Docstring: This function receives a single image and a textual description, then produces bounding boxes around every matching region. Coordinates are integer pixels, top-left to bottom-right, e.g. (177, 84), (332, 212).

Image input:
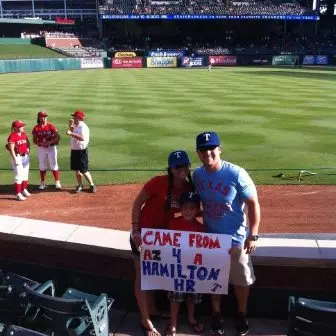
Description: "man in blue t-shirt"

(193, 131), (261, 336)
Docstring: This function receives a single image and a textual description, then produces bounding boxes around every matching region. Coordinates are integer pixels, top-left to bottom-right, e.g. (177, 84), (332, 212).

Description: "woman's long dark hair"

(165, 167), (194, 212)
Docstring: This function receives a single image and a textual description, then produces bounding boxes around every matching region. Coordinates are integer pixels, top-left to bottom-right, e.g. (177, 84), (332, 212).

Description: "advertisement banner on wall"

(114, 51), (137, 58)
(148, 50), (185, 57)
(147, 57), (177, 68)
(272, 55), (299, 65)
(80, 58), (104, 69)
(303, 55), (329, 65)
(112, 57), (143, 68)
(208, 56), (237, 66)
(238, 55), (272, 65)
(181, 56), (204, 67)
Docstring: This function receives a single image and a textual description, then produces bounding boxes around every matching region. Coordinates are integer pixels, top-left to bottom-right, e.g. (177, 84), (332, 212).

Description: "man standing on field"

(66, 110), (96, 193)
(193, 131), (261, 336)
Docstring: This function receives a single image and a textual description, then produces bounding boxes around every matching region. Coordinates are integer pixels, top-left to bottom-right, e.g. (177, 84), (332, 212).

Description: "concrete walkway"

(109, 310), (287, 336)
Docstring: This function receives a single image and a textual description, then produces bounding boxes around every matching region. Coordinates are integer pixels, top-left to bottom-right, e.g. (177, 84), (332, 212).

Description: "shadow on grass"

(240, 67), (336, 80)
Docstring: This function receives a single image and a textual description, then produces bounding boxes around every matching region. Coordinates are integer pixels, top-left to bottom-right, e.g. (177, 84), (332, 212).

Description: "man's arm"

(66, 129), (84, 141)
(244, 194), (261, 253)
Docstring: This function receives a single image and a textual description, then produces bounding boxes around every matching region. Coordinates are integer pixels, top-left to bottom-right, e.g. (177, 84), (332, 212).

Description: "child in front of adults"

(165, 192), (204, 336)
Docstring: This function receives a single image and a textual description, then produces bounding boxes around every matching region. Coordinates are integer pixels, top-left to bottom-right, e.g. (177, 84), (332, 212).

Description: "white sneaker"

(39, 183), (46, 190)
(55, 181), (62, 189)
(16, 193), (26, 201)
(22, 189), (31, 197)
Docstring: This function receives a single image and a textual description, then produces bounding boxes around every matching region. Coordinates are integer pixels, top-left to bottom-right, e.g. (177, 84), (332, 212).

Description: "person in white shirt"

(66, 110), (96, 193)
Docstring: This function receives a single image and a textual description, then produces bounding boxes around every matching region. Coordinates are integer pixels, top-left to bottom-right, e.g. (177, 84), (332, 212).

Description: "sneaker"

(22, 189), (31, 197)
(39, 183), (46, 190)
(55, 181), (62, 189)
(235, 313), (249, 336)
(211, 313), (225, 335)
(75, 185), (83, 193)
(16, 193), (26, 201)
(89, 185), (97, 193)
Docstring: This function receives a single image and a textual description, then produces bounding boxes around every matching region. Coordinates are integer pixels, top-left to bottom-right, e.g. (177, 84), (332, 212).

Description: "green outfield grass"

(0, 45), (65, 59)
(0, 67), (335, 187)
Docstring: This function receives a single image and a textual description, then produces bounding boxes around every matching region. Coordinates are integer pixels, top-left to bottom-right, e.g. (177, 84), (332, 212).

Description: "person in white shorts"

(193, 131), (261, 336)
(32, 111), (61, 190)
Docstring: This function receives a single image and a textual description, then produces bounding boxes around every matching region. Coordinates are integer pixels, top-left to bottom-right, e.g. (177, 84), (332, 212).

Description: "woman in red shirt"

(130, 150), (194, 336)
(7, 120), (31, 201)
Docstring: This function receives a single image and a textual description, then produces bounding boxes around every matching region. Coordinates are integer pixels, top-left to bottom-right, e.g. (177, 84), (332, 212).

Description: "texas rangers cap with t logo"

(196, 131), (220, 150)
(168, 150), (191, 168)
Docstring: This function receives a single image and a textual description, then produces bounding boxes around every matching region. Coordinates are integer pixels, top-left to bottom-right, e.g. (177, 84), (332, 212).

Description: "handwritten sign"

(140, 229), (231, 294)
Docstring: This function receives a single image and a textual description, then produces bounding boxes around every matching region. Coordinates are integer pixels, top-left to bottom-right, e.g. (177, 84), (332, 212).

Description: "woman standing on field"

(130, 150), (194, 336)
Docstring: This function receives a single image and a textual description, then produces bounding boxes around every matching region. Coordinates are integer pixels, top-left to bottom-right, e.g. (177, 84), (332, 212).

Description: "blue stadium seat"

(0, 272), (44, 325)
(24, 285), (114, 336)
(287, 296), (336, 336)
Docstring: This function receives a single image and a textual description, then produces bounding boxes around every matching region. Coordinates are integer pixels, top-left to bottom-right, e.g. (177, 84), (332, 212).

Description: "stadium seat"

(287, 296), (336, 336)
(24, 285), (114, 336)
(4, 325), (47, 336)
(0, 272), (44, 324)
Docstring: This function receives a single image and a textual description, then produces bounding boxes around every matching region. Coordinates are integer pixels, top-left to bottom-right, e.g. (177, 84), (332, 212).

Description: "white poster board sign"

(140, 229), (231, 294)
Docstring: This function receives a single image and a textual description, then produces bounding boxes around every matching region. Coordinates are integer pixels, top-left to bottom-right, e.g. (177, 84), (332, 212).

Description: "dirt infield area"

(1, 185), (336, 233)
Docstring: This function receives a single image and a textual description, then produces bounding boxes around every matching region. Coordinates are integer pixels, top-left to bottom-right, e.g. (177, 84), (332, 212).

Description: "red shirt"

(139, 175), (192, 230)
(32, 123), (58, 143)
(7, 132), (29, 155)
(169, 216), (204, 233)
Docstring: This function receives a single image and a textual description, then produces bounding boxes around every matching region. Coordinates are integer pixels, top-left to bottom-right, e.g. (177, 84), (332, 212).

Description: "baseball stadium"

(0, 0), (335, 335)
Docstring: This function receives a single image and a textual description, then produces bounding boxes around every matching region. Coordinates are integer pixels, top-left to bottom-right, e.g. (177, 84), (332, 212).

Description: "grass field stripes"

(0, 67), (335, 186)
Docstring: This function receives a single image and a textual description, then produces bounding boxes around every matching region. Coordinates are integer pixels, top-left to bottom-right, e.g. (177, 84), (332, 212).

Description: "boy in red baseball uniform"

(165, 192), (204, 336)
(32, 110), (61, 190)
(7, 120), (31, 201)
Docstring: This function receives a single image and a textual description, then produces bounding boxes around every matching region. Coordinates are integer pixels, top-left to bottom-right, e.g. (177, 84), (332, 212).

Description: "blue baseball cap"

(196, 131), (220, 150)
(168, 150), (191, 168)
(180, 192), (201, 207)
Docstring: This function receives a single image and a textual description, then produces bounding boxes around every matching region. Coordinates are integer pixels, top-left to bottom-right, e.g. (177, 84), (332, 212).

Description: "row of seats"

(0, 270), (114, 336)
(99, 0), (310, 15)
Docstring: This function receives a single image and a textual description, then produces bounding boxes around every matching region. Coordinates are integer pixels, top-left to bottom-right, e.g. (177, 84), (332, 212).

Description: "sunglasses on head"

(198, 145), (218, 152)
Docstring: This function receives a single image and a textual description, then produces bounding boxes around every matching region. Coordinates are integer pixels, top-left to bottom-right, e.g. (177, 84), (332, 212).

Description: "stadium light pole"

(64, 0), (67, 19)
(31, 0), (35, 17)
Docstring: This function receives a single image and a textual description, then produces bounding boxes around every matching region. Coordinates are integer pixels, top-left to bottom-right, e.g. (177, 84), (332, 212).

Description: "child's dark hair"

(165, 167), (194, 212)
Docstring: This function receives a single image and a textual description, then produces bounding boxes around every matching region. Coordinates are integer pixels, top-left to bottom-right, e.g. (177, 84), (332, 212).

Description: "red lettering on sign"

(193, 253), (203, 265)
(189, 234), (221, 249)
(143, 249), (152, 260)
(143, 231), (181, 247)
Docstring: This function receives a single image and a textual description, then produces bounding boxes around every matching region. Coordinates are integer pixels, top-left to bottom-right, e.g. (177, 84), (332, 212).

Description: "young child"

(165, 192), (204, 336)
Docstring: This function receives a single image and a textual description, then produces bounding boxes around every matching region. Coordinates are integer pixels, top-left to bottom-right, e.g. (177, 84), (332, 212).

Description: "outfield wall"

(0, 38), (32, 45)
(0, 54), (335, 74)
(0, 57), (104, 73)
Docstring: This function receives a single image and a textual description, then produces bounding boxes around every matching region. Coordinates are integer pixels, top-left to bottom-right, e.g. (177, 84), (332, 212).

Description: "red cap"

(12, 120), (25, 128)
(71, 110), (85, 120)
(38, 111), (48, 117)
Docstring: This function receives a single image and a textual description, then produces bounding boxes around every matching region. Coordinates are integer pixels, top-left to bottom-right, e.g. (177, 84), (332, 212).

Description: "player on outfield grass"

(32, 110), (61, 190)
(6, 120), (31, 201)
(130, 150), (194, 336)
